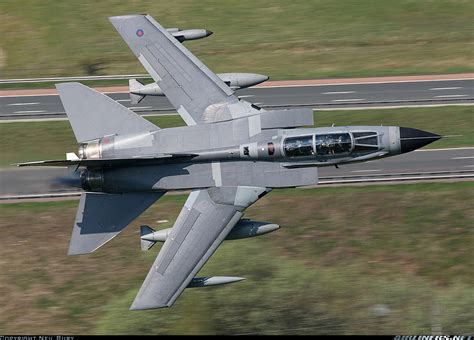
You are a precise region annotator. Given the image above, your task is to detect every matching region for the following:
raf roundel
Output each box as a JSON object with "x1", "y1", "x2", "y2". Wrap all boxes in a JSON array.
[{"x1": 136, "y1": 29, "x2": 144, "y2": 37}]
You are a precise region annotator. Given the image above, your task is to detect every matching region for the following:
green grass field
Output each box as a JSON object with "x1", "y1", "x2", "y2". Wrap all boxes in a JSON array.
[
  {"x1": 1, "y1": 0, "x2": 473, "y2": 80},
  {"x1": 0, "y1": 182, "x2": 472, "y2": 334},
  {"x1": 0, "y1": 105, "x2": 472, "y2": 166}
]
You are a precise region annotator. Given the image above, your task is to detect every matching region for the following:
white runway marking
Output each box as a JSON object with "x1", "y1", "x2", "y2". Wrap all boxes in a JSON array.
[
  {"x1": 129, "y1": 106, "x2": 152, "y2": 109},
  {"x1": 116, "y1": 99, "x2": 131, "y2": 102},
  {"x1": 332, "y1": 98, "x2": 365, "y2": 102},
  {"x1": 13, "y1": 110, "x2": 46, "y2": 114},
  {"x1": 312, "y1": 103, "x2": 473, "y2": 111},
  {"x1": 452, "y1": 156, "x2": 474, "y2": 160},
  {"x1": 434, "y1": 94, "x2": 468, "y2": 98},
  {"x1": 429, "y1": 87, "x2": 462, "y2": 91},
  {"x1": 323, "y1": 91, "x2": 355, "y2": 95},
  {"x1": 8, "y1": 102, "x2": 40, "y2": 106},
  {"x1": 351, "y1": 169, "x2": 381, "y2": 173},
  {"x1": 416, "y1": 147, "x2": 474, "y2": 152},
  {"x1": 156, "y1": 220, "x2": 169, "y2": 223}
]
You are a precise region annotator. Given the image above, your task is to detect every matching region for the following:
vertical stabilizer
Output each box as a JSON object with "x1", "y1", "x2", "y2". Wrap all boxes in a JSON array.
[{"x1": 56, "y1": 82, "x2": 158, "y2": 143}]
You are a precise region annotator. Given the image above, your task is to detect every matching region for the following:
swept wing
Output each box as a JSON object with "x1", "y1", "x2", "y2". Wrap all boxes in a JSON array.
[
  {"x1": 131, "y1": 186, "x2": 268, "y2": 310},
  {"x1": 109, "y1": 14, "x2": 260, "y2": 125}
]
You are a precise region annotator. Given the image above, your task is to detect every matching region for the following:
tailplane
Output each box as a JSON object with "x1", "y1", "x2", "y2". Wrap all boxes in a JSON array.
[{"x1": 68, "y1": 192, "x2": 165, "y2": 255}]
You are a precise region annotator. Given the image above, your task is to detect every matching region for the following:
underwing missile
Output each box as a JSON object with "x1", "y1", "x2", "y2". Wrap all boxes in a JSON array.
[
  {"x1": 129, "y1": 73, "x2": 269, "y2": 104},
  {"x1": 166, "y1": 27, "x2": 212, "y2": 41},
  {"x1": 187, "y1": 276, "x2": 245, "y2": 288},
  {"x1": 140, "y1": 220, "x2": 279, "y2": 250}
]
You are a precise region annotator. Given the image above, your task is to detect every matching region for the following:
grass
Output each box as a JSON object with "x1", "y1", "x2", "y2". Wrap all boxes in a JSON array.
[
  {"x1": 0, "y1": 182, "x2": 472, "y2": 334},
  {"x1": 0, "y1": 1, "x2": 473, "y2": 82},
  {"x1": 0, "y1": 105, "x2": 472, "y2": 166}
]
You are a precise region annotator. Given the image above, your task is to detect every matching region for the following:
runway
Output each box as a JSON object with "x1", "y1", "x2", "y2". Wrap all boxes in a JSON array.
[
  {"x1": 1, "y1": 75, "x2": 472, "y2": 200},
  {"x1": 1, "y1": 77, "x2": 472, "y2": 121},
  {"x1": 1, "y1": 147, "x2": 472, "y2": 200}
]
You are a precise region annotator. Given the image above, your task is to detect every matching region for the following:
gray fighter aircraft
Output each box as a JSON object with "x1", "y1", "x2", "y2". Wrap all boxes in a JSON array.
[{"x1": 18, "y1": 14, "x2": 441, "y2": 310}]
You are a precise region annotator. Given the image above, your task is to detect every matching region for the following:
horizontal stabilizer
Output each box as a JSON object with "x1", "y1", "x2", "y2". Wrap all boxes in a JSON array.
[
  {"x1": 56, "y1": 82, "x2": 159, "y2": 143},
  {"x1": 69, "y1": 192, "x2": 165, "y2": 255},
  {"x1": 14, "y1": 154, "x2": 196, "y2": 168}
]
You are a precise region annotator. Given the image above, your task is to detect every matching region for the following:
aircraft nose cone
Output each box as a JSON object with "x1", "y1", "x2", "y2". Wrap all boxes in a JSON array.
[
  {"x1": 399, "y1": 127, "x2": 441, "y2": 153},
  {"x1": 205, "y1": 30, "x2": 213, "y2": 37}
]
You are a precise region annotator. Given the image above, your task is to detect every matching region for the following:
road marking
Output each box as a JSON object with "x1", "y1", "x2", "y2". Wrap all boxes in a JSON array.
[
  {"x1": 7, "y1": 102, "x2": 40, "y2": 106},
  {"x1": 452, "y1": 156, "x2": 474, "y2": 159},
  {"x1": 416, "y1": 147, "x2": 474, "y2": 152},
  {"x1": 464, "y1": 165, "x2": 474, "y2": 168},
  {"x1": 318, "y1": 174, "x2": 474, "y2": 184},
  {"x1": 312, "y1": 103, "x2": 473, "y2": 111},
  {"x1": 129, "y1": 106, "x2": 152, "y2": 110},
  {"x1": 434, "y1": 94, "x2": 468, "y2": 98},
  {"x1": 332, "y1": 98, "x2": 365, "y2": 102},
  {"x1": 429, "y1": 87, "x2": 462, "y2": 91},
  {"x1": 351, "y1": 169, "x2": 381, "y2": 173},
  {"x1": 13, "y1": 110, "x2": 46, "y2": 114},
  {"x1": 323, "y1": 91, "x2": 355, "y2": 95},
  {"x1": 116, "y1": 99, "x2": 131, "y2": 102},
  {"x1": 238, "y1": 95, "x2": 255, "y2": 98}
]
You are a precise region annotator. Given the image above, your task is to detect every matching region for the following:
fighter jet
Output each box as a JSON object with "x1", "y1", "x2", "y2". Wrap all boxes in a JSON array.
[{"x1": 17, "y1": 14, "x2": 441, "y2": 310}]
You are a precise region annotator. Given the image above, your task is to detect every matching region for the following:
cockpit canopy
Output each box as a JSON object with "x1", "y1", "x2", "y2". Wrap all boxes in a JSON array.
[
  {"x1": 352, "y1": 132, "x2": 379, "y2": 153},
  {"x1": 284, "y1": 135, "x2": 315, "y2": 157},
  {"x1": 284, "y1": 131, "x2": 379, "y2": 157},
  {"x1": 316, "y1": 133, "x2": 352, "y2": 156}
]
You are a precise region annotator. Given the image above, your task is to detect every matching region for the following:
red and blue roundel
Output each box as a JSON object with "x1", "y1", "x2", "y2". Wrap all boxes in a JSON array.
[{"x1": 136, "y1": 29, "x2": 144, "y2": 37}]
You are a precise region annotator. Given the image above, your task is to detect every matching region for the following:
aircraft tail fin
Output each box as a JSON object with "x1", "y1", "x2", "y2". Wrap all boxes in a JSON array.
[
  {"x1": 56, "y1": 82, "x2": 158, "y2": 143},
  {"x1": 129, "y1": 79, "x2": 146, "y2": 104},
  {"x1": 68, "y1": 192, "x2": 165, "y2": 255},
  {"x1": 140, "y1": 225, "x2": 157, "y2": 251}
]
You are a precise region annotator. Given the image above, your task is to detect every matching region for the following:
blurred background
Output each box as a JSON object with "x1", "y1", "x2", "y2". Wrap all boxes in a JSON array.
[
  {"x1": 0, "y1": 0, "x2": 473, "y2": 335},
  {"x1": 1, "y1": 0, "x2": 473, "y2": 80}
]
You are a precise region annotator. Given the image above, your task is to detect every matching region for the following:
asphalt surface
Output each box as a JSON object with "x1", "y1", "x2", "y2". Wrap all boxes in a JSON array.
[
  {"x1": 1, "y1": 148, "x2": 472, "y2": 199},
  {"x1": 1, "y1": 78, "x2": 473, "y2": 120},
  {"x1": 1, "y1": 77, "x2": 472, "y2": 199}
]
